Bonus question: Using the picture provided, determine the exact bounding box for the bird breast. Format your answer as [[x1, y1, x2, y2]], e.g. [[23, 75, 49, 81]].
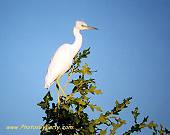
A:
[[45, 44, 73, 86]]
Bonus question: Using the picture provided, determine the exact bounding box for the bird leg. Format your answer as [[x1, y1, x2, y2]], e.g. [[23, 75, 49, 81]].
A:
[[63, 74, 71, 91], [63, 67, 74, 91], [56, 83, 61, 107], [56, 79, 67, 97]]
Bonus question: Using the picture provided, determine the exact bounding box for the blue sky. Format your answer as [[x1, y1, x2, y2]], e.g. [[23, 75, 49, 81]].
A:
[[0, 0, 170, 134]]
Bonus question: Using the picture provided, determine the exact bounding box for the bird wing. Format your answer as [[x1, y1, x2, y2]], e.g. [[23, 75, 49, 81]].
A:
[[45, 44, 73, 88]]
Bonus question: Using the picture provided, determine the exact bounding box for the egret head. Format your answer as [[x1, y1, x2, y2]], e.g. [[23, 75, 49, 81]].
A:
[[75, 21, 97, 31]]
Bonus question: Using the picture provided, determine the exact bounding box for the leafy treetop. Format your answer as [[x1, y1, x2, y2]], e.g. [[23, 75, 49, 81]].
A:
[[38, 48, 170, 135]]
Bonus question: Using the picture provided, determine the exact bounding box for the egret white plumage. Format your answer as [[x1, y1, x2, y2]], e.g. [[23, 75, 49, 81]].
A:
[[44, 21, 97, 98]]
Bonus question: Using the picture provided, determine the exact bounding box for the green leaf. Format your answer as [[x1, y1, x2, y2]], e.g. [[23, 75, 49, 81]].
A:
[[147, 121, 158, 129], [37, 101, 49, 110], [89, 85, 102, 95], [89, 85, 96, 94], [93, 119, 100, 125], [79, 100, 86, 105], [94, 89, 103, 95], [142, 116, 149, 123], [95, 106, 102, 112], [62, 104, 70, 111], [111, 97, 132, 115], [78, 106, 84, 113], [132, 107, 140, 123], [81, 95, 88, 100], [73, 47, 90, 66], [117, 118, 126, 125], [43, 91, 53, 102], [99, 129, 107, 135], [37, 91, 52, 110], [80, 47, 90, 59], [99, 114, 107, 123], [89, 124, 95, 133], [71, 78, 82, 86], [139, 123, 146, 128], [75, 98, 86, 105], [111, 118, 126, 134], [80, 64, 91, 75], [89, 104, 95, 111]]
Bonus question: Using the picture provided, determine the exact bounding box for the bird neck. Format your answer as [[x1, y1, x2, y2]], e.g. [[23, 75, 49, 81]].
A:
[[72, 27, 82, 57]]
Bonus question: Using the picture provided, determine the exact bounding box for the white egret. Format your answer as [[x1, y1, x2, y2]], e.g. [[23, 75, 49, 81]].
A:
[[44, 21, 97, 100]]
